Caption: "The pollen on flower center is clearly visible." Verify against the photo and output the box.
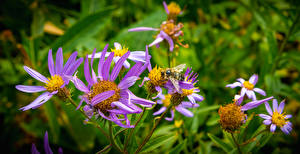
[272,111,287,127]
[162,94,172,107]
[167,2,181,16]
[218,103,246,133]
[45,75,64,92]
[111,46,128,57]
[171,93,184,106]
[243,81,254,90]
[89,80,120,113]
[148,66,166,86]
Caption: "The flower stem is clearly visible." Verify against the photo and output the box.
[240,128,269,146]
[134,106,171,154]
[231,133,242,154]
[96,144,111,154]
[123,107,146,153]
[108,121,123,153]
[66,96,110,140]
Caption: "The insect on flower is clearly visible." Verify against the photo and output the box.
[161,64,186,92]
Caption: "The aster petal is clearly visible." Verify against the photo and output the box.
[152,86,163,99]
[249,74,258,85]
[124,62,143,79]
[263,119,272,125]
[153,107,167,115]
[20,92,54,111]
[73,75,89,93]
[76,98,84,110]
[139,77,150,87]
[237,78,245,84]
[31,144,40,154]
[187,95,196,104]
[62,51,78,74]
[48,49,55,76]
[84,55,94,86]
[253,88,266,96]
[16,85,46,93]
[91,90,115,106]
[98,44,109,77]
[240,88,246,97]
[285,114,292,119]
[241,96,274,111]
[280,126,290,135]
[128,51,146,62]
[114,42,122,50]
[124,102,142,113]
[159,31,174,51]
[58,148,63,154]
[55,48,63,75]
[90,48,98,83]
[191,93,204,102]
[278,100,285,114]
[272,99,278,112]
[265,102,273,115]
[226,82,242,88]
[149,36,164,47]
[44,131,53,154]
[258,114,272,120]
[123,60,130,69]
[128,90,155,106]
[83,105,94,118]
[24,66,48,83]
[178,81,194,89]
[102,52,114,80]
[163,1,169,14]
[111,51,130,81]
[176,106,193,117]
[111,101,135,113]
[181,102,199,108]
[128,27,159,32]
[270,124,277,132]
[165,110,174,121]
[65,58,84,76]
[118,76,139,89]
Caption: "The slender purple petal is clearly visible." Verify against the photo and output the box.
[91,90,115,106]
[153,107,167,115]
[84,55,94,86]
[241,96,274,111]
[90,48,97,83]
[118,76,139,89]
[111,52,130,81]
[65,58,83,75]
[270,124,276,132]
[159,31,174,51]
[58,148,63,154]
[149,36,164,47]
[125,62,144,79]
[31,144,40,154]
[281,126,290,135]
[139,77,150,87]
[20,92,54,111]
[128,27,159,32]
[128,51,146,62]
[24,66,48,83]
[98,44,109,77]
[278,100,285,114]
[62,51,77,74]
[55,48,63,75]
[263,119,272,125]
[258,114,272,120]
[181,102,199,108]
[285,114,292,119]
[44,131,53,154]
[48,49,55,76]
[253,88,266,96]
[191,93,204,102]
[163,1,169,14]
[237,78,245,84]
[16,85,46,93]
[265,102,273,115]
[226,82,242,88]
[102,52,114,80]
[73,75,89,93]
[240,88,246,97]
[111,101,135,113]
[187,95,196,104]
[176,106,193,117]
[249,74,258,85]
[272,99,278,112]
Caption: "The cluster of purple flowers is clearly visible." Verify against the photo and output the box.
[225,74,292,134]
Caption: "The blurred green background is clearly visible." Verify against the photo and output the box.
[1,0,300,153]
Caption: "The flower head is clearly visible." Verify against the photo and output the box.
[74,45,154,128]
[259,99,292,134]
[89,42,150,69]
[31,131,63,154]
[226,74,266,101]
[163,1,182,20]
[16,48,83,111]
[219,96,273,132]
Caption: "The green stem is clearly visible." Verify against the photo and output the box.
[96,144,111,154]
[134,106,172,154]
[123,107,146,153]
[67,96,110,140]
[240,128,269,146]
[271,13,300,74]
[109,121,123,153]
[231,133,242,154]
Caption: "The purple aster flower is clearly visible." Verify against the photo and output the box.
[73,45,154,128]
[153,93,200,121]
[31,131,63,154]
[259,99,292,135]
[16,48,83,111]
[226,74,266,101]
[88,43,150,69]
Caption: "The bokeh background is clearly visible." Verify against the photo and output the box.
[1,0,300,153]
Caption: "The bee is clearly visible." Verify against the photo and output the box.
[161,64,186,92]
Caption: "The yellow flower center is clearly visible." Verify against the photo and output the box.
[162,94,172,107]
[161,21,176,36]
[182,88,195,96]
[148,66,166,86]
[218,103,246,133]
[170,92,184,106]
[111,45,128,57]
[89,80,120,113]
[272,111,287,127]
[44,75,64,92]
[167,2,181,16]
[243,81,254,90]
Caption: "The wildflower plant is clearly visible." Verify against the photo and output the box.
[10,0,297,153]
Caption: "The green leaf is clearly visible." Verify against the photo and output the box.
[141,134,176,153]
[31,9,45,38]
[196,105,219,114]
[207,133,231,152]
[44,101,60,143]
[169,139,187,154]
